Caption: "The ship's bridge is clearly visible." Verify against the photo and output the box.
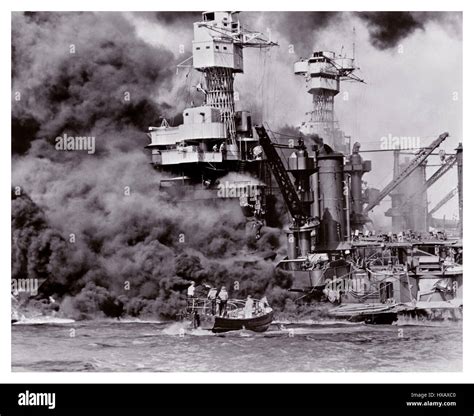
[147,106,227,147]
[146,106,230,165]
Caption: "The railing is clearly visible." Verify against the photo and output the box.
[185,297,267,318]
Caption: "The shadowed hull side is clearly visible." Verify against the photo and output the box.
[212,310,274,333]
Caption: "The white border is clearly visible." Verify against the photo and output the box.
[2,0,471,384]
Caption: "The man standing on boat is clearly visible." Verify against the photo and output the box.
[187,281,196,298]
[207,287,218,315]
[187,281,196,313]
[217,287,229,317]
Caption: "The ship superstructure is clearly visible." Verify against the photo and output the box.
[294,50,363,153]
[146,12,276,185]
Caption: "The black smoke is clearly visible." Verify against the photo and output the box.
[11,12,294,321]
[140,11,201,26]
[12,11,175,156]
[356,12,461,50]
[245,11,461,53]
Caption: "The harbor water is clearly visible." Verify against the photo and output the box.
[12,319,462,372]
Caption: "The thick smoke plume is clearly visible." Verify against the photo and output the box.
[12,12,293,320]
[12,12,175,155]
[242,12,457,55]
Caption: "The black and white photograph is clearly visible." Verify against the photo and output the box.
[10,7,463,374]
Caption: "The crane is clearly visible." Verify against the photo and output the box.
[254,125,307,225]
[398,152,457,212]
[428,187,458,217]
[363,132,449,214]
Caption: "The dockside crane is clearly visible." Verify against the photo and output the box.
[397,152,457,212]
[363,132,449,214]
[428,187,458,217]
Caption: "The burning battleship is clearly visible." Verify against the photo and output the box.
[147,11,463,324]
[258,53,462,323]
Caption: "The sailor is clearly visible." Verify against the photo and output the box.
[353,230,359,242]
[244,295,253,319]
[186,282,196,313]
[192,310,201,329]
[207,287,218,315]
[259,296,270,312]
[187,282,196,298]
[212,144,218,152]
[218,287,229,317]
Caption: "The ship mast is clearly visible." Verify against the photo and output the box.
[190,11,276,145]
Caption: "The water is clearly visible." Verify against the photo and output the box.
[12,319,462,372]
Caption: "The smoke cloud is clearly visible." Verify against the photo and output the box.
[356,12,461,50]
[12,12,294,320]
[12,12,175,156]
[12,151,288,319]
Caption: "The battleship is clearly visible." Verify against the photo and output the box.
[147,11,463,325]
[254,49,463,323]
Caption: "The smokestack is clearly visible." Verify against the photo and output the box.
[344,142,371,232]
[316,145,347,245]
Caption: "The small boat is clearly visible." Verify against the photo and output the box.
[184,297,273,333]
[213,309,274,333]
